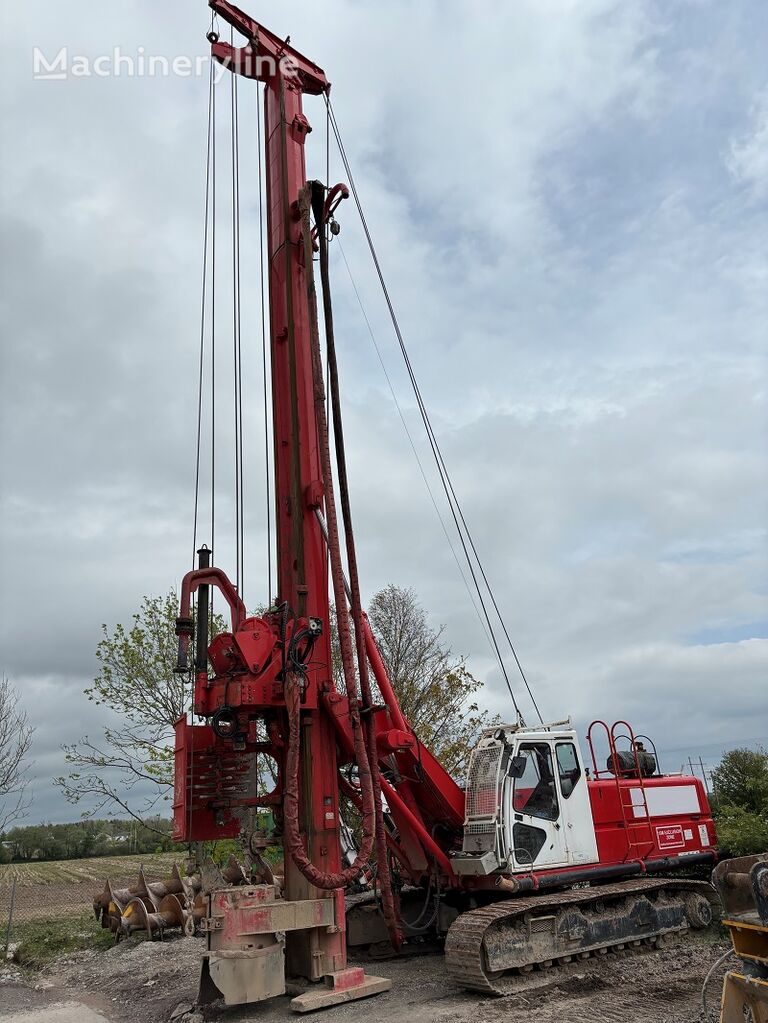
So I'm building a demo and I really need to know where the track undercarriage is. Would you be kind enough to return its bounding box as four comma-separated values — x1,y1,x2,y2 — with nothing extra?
445,878,717,994
348,878,717,994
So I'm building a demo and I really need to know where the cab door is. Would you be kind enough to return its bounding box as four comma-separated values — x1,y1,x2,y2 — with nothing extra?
553,738,599,866
508,741,569,870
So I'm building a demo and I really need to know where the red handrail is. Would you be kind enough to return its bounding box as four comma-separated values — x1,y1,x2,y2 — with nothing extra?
587,718,655,862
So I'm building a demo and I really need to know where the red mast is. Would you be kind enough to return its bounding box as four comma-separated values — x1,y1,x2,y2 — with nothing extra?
209,0,345,984
166,9,721,1004
173,2,461,1007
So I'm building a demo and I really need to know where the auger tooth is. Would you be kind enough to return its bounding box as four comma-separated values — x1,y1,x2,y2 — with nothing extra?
135,868,165,910
158,893,188,930
93,860,238,942
120,892,189,939
120,897,152,938
167,862,186,895
221,853,248,886
93,879,112,922
133,868,149,898
94,878,133,930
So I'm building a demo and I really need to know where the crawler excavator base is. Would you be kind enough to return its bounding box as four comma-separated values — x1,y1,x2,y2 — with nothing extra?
445,878,718,994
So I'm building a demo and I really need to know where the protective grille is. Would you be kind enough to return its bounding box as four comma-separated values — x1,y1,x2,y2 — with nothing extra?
466,821,496,835
465,745,503,820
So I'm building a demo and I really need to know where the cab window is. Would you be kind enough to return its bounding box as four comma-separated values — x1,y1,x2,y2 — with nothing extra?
512,822,547,864
556,742,582,799
512,743,559,821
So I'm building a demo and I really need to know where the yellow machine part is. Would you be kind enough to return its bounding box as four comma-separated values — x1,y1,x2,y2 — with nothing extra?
726,919,768,968
720,972,768,1023
720,907,768,1023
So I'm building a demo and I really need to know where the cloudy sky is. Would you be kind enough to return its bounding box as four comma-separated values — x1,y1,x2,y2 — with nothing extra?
1,1,766,825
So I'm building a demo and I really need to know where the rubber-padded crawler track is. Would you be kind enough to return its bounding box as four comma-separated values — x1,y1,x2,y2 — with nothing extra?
444,878,716,994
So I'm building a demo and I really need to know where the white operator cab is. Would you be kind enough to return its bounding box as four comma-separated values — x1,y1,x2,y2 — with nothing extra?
452,720,599,876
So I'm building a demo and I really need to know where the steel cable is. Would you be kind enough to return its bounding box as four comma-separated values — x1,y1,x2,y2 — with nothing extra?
229,25,244,596
325,98,541,724
188,36,217,853
335,239,496,656
700,947,734,1021
192,56,215,568
256,82,272,606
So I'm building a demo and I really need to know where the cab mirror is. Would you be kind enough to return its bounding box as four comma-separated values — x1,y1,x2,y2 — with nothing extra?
508,755,527,779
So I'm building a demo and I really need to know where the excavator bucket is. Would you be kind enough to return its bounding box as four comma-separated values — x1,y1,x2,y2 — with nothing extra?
713,854,768,1023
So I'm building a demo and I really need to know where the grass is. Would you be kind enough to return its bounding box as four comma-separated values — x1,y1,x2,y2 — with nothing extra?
10,912,116,970
0,852,182,886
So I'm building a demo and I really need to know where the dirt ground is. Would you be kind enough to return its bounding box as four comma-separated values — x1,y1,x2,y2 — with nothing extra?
1,931,732,1023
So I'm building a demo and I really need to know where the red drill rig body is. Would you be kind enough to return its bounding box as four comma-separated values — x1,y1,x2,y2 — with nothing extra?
172,2,718,1011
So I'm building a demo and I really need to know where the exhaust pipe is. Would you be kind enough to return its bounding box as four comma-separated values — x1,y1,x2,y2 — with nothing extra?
494,875,524,893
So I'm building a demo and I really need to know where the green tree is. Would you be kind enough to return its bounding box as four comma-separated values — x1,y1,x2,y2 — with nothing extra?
711,747,768,858
715,804,768,858
57,584,496,834
712,747,768,816
56,592,225,830
4,824,43,860
0,817,181,861
347,585,499,776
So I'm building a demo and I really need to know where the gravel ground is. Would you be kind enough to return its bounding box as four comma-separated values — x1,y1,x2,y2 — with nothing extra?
1,933,731,1023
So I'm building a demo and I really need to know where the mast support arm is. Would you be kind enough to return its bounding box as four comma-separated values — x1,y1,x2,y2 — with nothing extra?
208,0,329,93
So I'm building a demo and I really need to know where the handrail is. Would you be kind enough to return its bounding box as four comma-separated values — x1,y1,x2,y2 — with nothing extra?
634,732,661,774
587,718,655,862
586,718,611,778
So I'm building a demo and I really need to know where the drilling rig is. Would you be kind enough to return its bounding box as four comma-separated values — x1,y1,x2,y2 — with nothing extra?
171,1,720,1012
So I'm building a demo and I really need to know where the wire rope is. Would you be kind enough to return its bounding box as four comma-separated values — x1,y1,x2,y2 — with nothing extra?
192,56,215,569
229,25,244,597
188,20,218,854
700,947,734,1021
334,239,496,656
210,52,217,596
325,97,541,724
256,83,272,606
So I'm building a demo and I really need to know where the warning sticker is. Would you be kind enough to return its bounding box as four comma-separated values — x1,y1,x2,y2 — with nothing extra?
655,824,685,850
698,823,709,847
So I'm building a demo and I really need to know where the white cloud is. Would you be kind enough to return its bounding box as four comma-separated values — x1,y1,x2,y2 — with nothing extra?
1,1,766,822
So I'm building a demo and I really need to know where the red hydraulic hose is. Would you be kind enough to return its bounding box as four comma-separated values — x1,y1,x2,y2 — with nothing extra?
280,186,376,891
311,181,402,949
282,671,375,889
